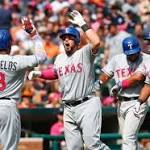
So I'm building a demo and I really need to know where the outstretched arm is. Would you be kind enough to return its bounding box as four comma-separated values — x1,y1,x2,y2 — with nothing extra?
40,68,58,80
28,65,58,80
68,10,100,54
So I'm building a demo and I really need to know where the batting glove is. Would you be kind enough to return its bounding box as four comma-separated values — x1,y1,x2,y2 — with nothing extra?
133,100,141,118
28,71,41,80
94,80,102,90
110,82,121,97
21,17,37,37
68,10,86,27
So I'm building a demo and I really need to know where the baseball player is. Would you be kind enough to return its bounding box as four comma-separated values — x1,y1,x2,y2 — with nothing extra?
0,18,47,150
95,36,149,150
28,10,110,150
110,27,150,114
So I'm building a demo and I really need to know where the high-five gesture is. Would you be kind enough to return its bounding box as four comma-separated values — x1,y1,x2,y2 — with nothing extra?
21,17,37,37
68,10,86,27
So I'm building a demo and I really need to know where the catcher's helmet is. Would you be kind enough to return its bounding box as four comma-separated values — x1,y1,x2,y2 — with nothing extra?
122,36,141,55
59,27,80,44
0,29,11,51
143,27,150,40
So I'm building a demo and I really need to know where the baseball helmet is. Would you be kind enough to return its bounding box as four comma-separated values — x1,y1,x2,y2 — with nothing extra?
59,27,80,44
143,27,150,40
0,29,11,51
122,36,141,55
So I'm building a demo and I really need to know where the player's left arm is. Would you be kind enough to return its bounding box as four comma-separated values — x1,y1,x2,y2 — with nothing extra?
120,72,145,89
21,17,47,64
68,10,100,54
117,61,147,89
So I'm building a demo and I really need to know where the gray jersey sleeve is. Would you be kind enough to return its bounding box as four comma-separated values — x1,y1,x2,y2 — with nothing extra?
14,55,39,70
135,62,147,76
31,35,47,64
80,44,95,61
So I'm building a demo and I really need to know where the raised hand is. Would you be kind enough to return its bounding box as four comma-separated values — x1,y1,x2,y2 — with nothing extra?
21,17,37,36
68,10,86,27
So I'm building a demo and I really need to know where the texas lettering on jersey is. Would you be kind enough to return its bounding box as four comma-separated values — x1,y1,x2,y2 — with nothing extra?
57,63,83,77
115,67,136,78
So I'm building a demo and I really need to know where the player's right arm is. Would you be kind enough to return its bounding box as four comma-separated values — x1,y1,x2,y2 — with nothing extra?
68,10,100,55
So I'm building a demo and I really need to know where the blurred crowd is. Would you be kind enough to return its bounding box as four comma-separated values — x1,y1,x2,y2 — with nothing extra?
0,0,150,108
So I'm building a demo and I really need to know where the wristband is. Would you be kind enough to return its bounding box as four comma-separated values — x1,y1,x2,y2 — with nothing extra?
81,24,90,32
121,80,130,89
25,28,33,34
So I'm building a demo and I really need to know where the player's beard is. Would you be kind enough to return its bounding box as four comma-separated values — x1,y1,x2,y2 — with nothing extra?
64,42,77,56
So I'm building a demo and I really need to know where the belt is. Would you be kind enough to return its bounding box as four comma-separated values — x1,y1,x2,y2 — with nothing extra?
64,97,89,107
0,97,11,100
119,96,138,101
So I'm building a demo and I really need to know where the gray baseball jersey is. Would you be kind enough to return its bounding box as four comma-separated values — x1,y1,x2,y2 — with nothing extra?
0,34,46,150
0,55,38,100
54,43,95,102
102,53,150,97
0,35,46,102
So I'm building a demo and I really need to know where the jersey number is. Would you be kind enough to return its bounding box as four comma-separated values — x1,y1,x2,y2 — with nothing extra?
0,72,6,91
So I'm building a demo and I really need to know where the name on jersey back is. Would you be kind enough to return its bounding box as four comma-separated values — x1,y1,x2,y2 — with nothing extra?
0,60,17,71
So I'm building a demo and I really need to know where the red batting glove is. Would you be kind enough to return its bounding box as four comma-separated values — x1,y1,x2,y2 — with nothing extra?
21,17,37,37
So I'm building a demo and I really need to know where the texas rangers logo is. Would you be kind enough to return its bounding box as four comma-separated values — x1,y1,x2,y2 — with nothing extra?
128,42,133,49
